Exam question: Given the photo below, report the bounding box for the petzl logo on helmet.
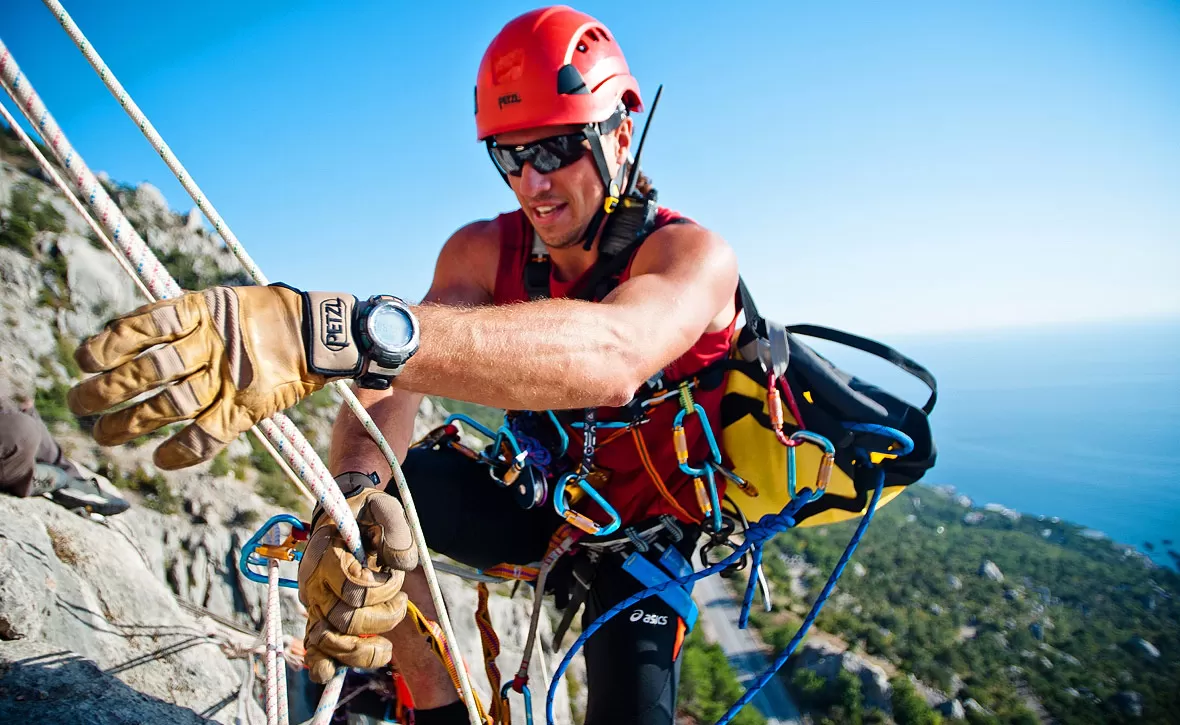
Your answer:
[319,298,349,351]
[498,93,521,110]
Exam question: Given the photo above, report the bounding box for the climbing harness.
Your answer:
[0,7,481,723]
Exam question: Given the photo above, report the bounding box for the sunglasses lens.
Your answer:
[491,134,586,177]
[491,146,523,176]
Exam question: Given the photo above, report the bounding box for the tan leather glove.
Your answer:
[67,285,365,470]
[298,473,419,683]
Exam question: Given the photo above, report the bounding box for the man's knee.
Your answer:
[0,411,46,495]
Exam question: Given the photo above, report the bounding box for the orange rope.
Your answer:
[406,602,492,725]
[631,426,701,523]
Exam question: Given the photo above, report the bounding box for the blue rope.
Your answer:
[714,468,886,725]
[737,544,764,629]
[545,489,819,725]
[733,425,912,631]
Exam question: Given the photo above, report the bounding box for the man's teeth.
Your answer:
[536,204,559,216]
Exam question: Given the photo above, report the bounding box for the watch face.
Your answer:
[368,302,415,350]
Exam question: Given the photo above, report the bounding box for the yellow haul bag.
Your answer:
[715,282,938,528]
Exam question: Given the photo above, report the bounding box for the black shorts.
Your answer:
[392,446,699,725]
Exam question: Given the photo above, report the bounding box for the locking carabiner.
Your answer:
[786,430,836,498]
[239,514,308,588]
[553,471,622,536]
[501,679,534,725]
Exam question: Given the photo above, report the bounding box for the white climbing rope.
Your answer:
[2,17,479,722]
[35,7,481,721]
[0,38,364,562]
[0,89,312,725]
[0,96,322,519]
[265,525,289,725]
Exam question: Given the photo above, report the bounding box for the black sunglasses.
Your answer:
[487,131,589,177]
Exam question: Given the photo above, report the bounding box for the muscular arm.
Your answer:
[328,221,499,478]
[396,220,738,410]
[329,216,739,479]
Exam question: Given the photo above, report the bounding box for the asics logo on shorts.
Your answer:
[629,609,669,626]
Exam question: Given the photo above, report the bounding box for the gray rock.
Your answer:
[954,495,972,508]
[795,640,892,713]
[929,603,944,616]
[983,503,1021,522]
[947,575,963,591]
[963,511,985,525]
[1113,690,1143,717]
[57,232,144,339]
[0,496,259,723]
[1133,638,1160,659]
[852,562,867,578]
[939,699,966,720]
[0,639,213,724]
[980,560,1004,583]
[907,674,949,707]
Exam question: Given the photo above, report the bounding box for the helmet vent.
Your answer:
[556,64,589,95]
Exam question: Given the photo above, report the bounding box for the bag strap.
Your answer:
[737,277,938,415]
[785,324,938,415]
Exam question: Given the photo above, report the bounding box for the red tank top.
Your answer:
[492,207,737,526]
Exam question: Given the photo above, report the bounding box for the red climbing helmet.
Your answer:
[475,5,644,140]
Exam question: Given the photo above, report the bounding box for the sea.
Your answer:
[801,318,1180,567]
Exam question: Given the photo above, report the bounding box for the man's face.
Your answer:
[495,120,630,250]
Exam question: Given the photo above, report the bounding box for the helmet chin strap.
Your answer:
[579,111,629,252]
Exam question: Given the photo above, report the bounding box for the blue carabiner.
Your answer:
[545,410,570,457]
[553,471,622,536]
[238,514,307,589]
[444,413,498,441]
[786,430,837,499]
[672,404,723,477]
[501,681,534,725]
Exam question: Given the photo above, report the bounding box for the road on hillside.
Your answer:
[693,574,802,725]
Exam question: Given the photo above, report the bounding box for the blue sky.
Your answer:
[3,0,1178,336]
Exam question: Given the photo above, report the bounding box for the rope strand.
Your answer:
[34,6,480,717]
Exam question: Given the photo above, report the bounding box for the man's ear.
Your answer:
[614,116,634,166]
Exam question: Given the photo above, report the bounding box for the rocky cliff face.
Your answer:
[0,140,576,723]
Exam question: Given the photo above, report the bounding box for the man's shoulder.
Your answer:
[445,210,524,256]
[641,211,731,265]
[431,211,525,301]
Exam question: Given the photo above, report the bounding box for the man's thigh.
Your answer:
[580,537,698,725]
[389,446,560,570]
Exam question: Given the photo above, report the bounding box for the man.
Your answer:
[0,396,129,516]
[67,7,739,724]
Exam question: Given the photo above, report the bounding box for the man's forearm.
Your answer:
[392,298,656,411]
[328,387,424,481]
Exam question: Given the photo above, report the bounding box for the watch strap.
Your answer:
[298,288,364,378]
